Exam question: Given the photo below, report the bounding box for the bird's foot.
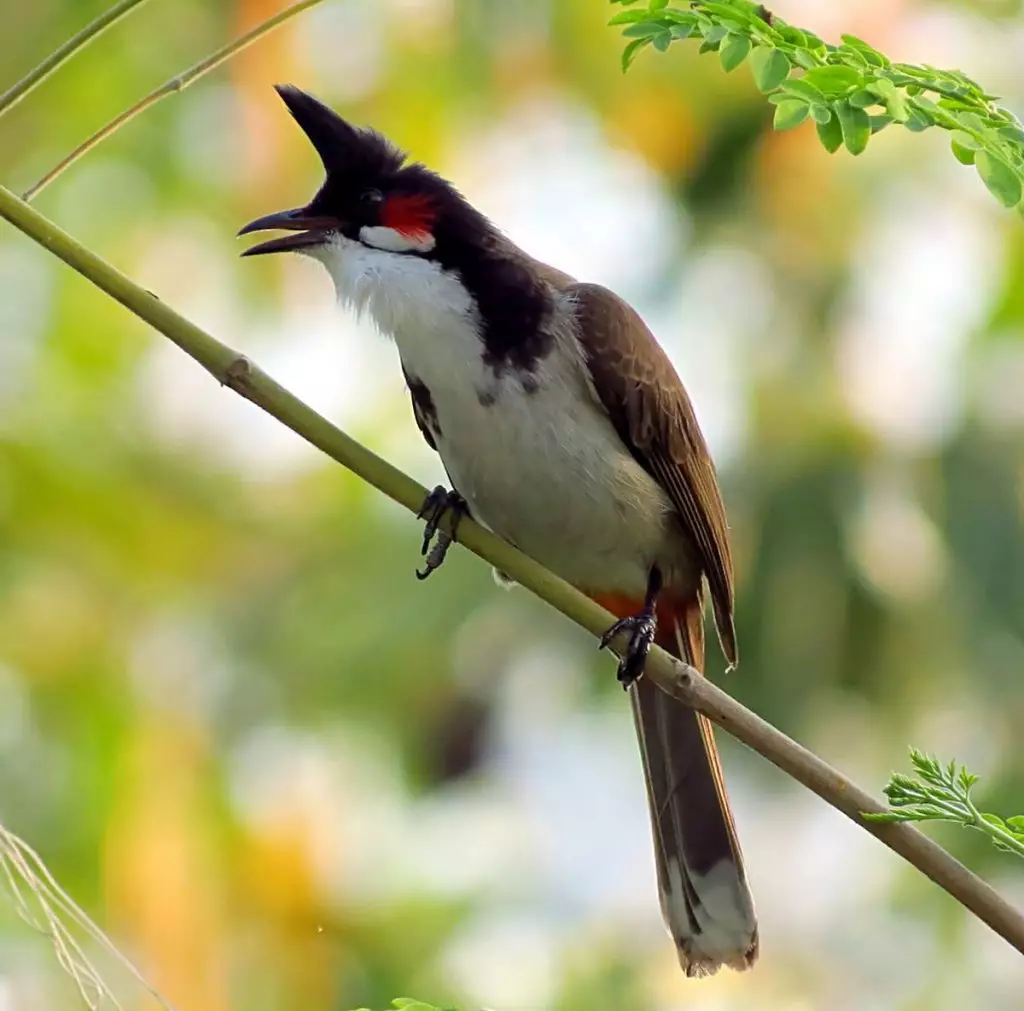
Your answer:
[600,608,657,689]
[416,486,468,580]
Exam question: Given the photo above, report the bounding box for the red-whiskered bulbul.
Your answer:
[240,84,758,977]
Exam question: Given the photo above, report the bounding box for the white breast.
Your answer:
[314,235,677,597]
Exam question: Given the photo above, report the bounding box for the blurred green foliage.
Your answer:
[1,1,1024,1009]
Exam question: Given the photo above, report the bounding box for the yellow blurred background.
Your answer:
[2,1,1024,1008]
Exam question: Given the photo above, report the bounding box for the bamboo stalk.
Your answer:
[0,0,154,118]
[22,0,326,202]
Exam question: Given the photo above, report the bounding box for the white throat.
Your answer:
[309,233,477,344]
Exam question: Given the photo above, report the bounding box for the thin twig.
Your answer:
[0,0,155,118]
[22,0,326,202]
[0,823,175,1010]
[1,183,1023,959]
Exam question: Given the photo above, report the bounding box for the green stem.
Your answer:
[0,0,155,118]
[964,797,1024,859]
[2,181,1024,958]
[22,0,326,202]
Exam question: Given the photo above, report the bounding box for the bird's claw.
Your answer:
[600,610,657,689]
[416,486,468,580]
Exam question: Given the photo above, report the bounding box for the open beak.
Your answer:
[238,207,342,256]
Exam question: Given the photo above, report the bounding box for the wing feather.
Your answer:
[566,282,737,664]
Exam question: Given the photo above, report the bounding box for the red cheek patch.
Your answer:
[381,193,437,241]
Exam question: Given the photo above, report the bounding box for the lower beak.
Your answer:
[238,207,342,256]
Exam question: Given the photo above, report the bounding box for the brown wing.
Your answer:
[567,282,737,665]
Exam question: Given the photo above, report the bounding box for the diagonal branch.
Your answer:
[2,181,1023,958]
[21,0,327,202]
[0,0,155,118]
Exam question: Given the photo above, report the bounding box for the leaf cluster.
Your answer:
[866,749,1024,859]
[610,0,1024,209]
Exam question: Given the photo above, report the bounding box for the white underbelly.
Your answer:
[427,365,675,597]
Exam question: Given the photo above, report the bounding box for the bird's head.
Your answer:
[239,84,479,264]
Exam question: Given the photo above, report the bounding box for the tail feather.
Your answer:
[630,595,758,976]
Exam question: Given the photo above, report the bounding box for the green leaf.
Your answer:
[976,151,1022,207]
[651,29,671,51]
[801,30,828,53]
[779,77,827,103]
[748,46,790,92]
[862,811,913,824]
[1007,816,1024,832]
[904,107,933,132]
[835,99,871,154]
[840,33,890,67]
[792,49,819,71]
[801,64,863,95]
[838,46,869,69]
[608,10,656,24]
[699,2,758,24]
[869,113,892,134]
[952,109,987,135]
[776,25,807,48]
[621,36,651,71]
[649,0,669,8]
[659,10,698,24]
[623,21,666,37]
[958,767,980,790]
[720,33,751,73]
[810,103,832,124]
[848,89,878,109]
[702,24,729,45]
[865,78,909,121]
[883,90,909,123]
[816,112,843,152]
[950,131,979,165]
[773,99,809,131]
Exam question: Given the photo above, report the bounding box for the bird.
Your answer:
[239,84,758,977]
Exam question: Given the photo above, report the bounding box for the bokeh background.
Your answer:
[2,1,1024,1008]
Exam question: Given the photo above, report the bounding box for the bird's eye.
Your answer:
[361,189,384,207]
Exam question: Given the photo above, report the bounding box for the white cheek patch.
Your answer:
[359,225,436,254]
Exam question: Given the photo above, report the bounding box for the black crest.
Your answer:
[275,84,404,180]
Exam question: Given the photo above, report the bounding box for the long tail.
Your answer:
[630,595,758,976]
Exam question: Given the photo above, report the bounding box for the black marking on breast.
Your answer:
[462,257,556,377]
[402,366,440,451]
[477,388,497,408]
[393,165,557,377]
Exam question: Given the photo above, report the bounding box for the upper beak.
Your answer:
[238,206,342,256]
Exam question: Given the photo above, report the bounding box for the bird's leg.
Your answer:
[416,485,469,580]
[599,566,663,689]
